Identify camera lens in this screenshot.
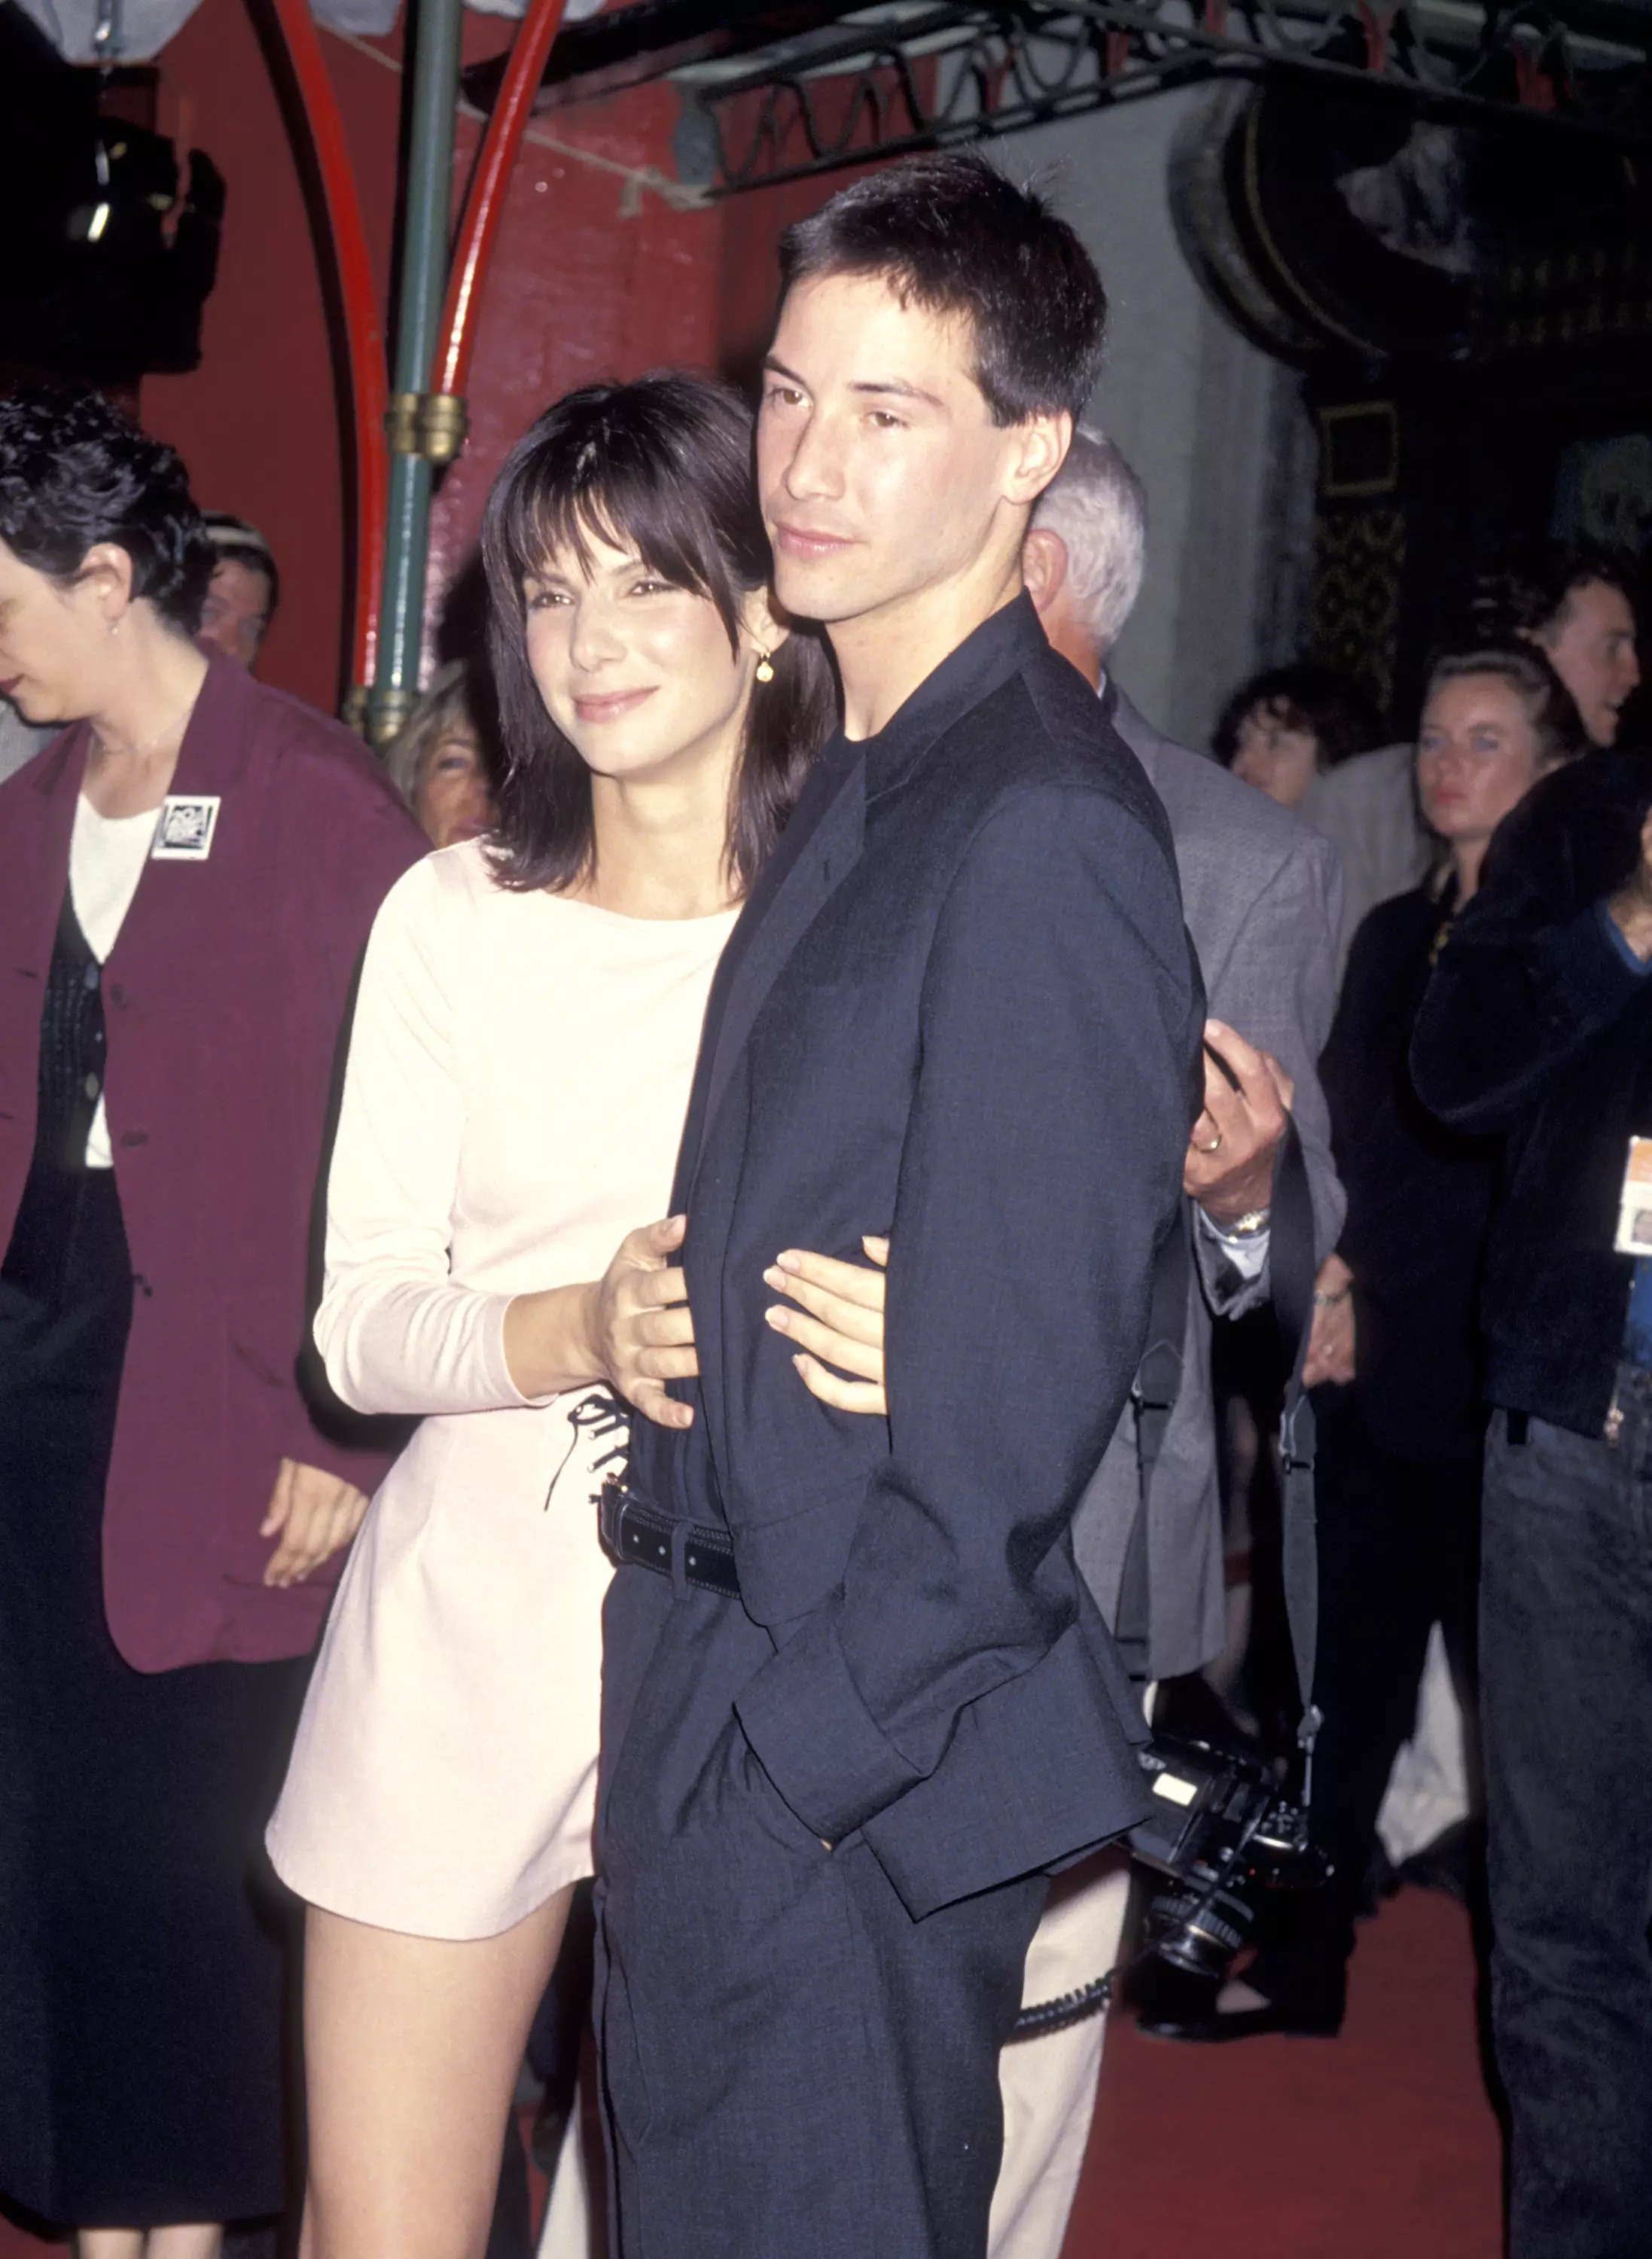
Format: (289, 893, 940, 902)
(1147, 1876, 1258, 1982)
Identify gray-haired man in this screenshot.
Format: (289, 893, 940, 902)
(990, 434, 1345, 2259)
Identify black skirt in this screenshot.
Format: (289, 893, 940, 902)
(0, 1162, 309, 2228)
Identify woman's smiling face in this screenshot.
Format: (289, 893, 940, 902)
(523, 527, 757, 790)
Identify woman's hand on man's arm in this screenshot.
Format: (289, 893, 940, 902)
(766, 1237, 889, 1416)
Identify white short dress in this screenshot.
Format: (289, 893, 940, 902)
(266, 842, 736, 1940)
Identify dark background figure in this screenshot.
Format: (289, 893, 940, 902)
(1214, 663, 1380, 815)
(0, 389, 422, 2258)
(1411, 730, 1652, 2259)
(197, 513, 278, 674)
(1469, 541, 1641, 750)
(1214, 664, 1407, 972)
(1218, 648, 1587, 2041)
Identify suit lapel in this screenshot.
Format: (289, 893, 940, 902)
(674, 738, 866, 1204)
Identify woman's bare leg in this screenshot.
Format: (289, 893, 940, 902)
(76, 2230, 221, 2259)
(146, 2230, 222, 2259)
(300, 1888, 575, 2259)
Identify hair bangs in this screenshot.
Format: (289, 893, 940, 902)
(495, 410, 742, 652)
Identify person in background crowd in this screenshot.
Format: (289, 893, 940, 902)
(1214, 663, 1378, 813)
(1216, 666, 1406, 971)
(383, 660, 498, 849)
(1000, 429, 1341, 2236)
(1190, 648, 1589, 2044)
(1412, 710, 1652, 2259)
(0, 391, 423, 2257)
(1474, 541, 1640, 749)
(197, 511, 279, 670)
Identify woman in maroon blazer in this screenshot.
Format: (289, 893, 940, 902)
(0, 389, 424, 2256)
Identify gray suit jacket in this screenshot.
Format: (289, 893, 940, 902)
(1074, 684, 1345, 1678)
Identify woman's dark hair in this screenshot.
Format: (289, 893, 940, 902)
(0, 386, 213, 633)
(1420, 644, 1590, 769)
(779, 151, 1107, 426)
(1212, 663, 1379, 771)
(482, 373, 837, 898)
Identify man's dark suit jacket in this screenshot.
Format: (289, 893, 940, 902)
(623, 596, 1203, 1919)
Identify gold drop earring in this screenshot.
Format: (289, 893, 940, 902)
(754, 651, 775, 684)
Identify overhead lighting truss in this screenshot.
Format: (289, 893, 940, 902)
(462, 1, 1652, 198)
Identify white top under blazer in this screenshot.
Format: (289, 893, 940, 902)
(267, 840, 736, 1938)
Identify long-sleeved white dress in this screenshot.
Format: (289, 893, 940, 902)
(266, 840, 736, 1939)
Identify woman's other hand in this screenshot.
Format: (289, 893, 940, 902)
(1302, 1251, 1356, 1388)
(261, 1459, 370, 1587)
(587, 1215, 698, 1430)
(502, 1218, 698, 1427)
(765, 1237, 888, 1416)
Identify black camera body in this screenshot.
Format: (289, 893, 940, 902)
(1128, 1733, 1330, 1983)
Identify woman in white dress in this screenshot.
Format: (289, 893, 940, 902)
(266, 374, 889, 2259)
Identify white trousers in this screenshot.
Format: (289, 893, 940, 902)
(987, 1851, 1133, 2259)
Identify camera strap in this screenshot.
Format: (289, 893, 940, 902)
(1116, 1205, 1190, 1680)
(1271, 1116, 1324, 1785)
(1123, 1115, 1322, 1777)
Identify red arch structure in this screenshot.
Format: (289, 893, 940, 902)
(260, 0, 568, 719)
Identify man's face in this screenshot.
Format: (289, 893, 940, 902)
(198, 557, 273, 669)
(757, 272, 1050, 633)
(1538, 578, 1638, 746)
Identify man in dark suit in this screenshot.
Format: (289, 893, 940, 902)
(593, 154, 1203, 2259)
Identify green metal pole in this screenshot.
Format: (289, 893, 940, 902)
(370, 0, 465, 748)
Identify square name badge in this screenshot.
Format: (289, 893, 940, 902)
(150, 794, 221, 861)
(1615, 1136, 1652, 1257)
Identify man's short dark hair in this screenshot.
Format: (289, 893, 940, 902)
(778, 152, 1106, 427)
(0, 385, 212, 633)
(1470, 540, 1638, 644)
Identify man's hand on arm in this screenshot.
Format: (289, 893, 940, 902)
(1184, 1018, 1294, 1230)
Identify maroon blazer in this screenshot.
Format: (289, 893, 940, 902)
(0, 658, 427, 1670)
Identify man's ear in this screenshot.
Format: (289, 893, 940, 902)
(1021, 526, 1069, 620)
(1004, 410, 1072, 509)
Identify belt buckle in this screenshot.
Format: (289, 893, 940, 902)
(598, 1473, 631, 1562)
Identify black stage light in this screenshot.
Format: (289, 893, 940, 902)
(0, 2, 224, 386)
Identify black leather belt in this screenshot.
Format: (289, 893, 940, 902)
(598, 1476, 741, 1599)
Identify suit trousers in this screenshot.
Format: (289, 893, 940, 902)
(595, 1568, 1048, 2259)
(1480, 1407, 1652, 2259)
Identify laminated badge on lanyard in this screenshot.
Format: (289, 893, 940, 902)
(149, 795, 221, 861)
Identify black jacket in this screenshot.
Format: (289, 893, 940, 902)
(1321, 881, 1497, 1462)
(1410, 748, 1652, 1440)
(621, 596, 1205, 1918)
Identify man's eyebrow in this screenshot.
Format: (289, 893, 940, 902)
(849, 378, 944, 409)
(760, 357, 944, 411)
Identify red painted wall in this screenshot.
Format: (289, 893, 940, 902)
(136, 2, 767, 717)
